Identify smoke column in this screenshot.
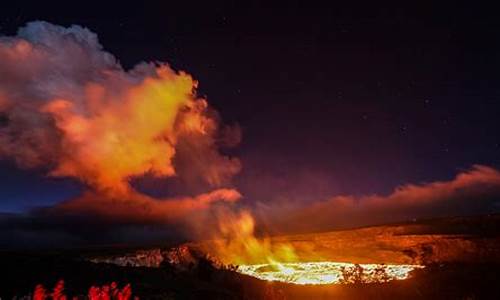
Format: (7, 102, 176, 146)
(0, 21, 241, 226)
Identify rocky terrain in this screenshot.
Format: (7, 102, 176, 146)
(266, 215, 500, 265)
(88, 214, 500, 269)
(3, 214, 500, 299)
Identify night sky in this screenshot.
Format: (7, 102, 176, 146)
(0, 2, 499, 215)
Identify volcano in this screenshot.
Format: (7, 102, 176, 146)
(3, 214, 499, 299)
(2, 3, 500, 299)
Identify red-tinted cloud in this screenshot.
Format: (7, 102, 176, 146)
(255, 165, 500, 234)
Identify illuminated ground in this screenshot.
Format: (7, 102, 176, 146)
(2, 214, 500, 299)
(237, 261, 422, 284)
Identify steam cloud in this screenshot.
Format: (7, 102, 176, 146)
(0, 21, 241, 225)
(256, 165, 500, 234)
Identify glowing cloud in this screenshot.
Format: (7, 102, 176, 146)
(256, 165, 500, 233)
(0, 21, 241, 227)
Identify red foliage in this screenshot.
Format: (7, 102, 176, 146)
(33, 284, 47, 300)
(32, 280, 137, 299)
(52, 280, 67, 300)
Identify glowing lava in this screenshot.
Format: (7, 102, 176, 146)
(236, 261, 423, 285)
(206, 210, 424, 285)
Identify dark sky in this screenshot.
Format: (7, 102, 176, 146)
(1, 1, 499, 213)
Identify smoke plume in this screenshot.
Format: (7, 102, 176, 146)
(255, 165, 500, 234)
(0, 21, 241, 226)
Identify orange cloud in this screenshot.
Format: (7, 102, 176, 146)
(44, 188, 242, 225)
(0, 21, 242, 233)
(256, 165, 500, 234)
(0, 21, 240, 193)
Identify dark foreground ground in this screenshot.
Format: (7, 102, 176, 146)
(2, 214, 500, 299)
(2, 253, 500, 299)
